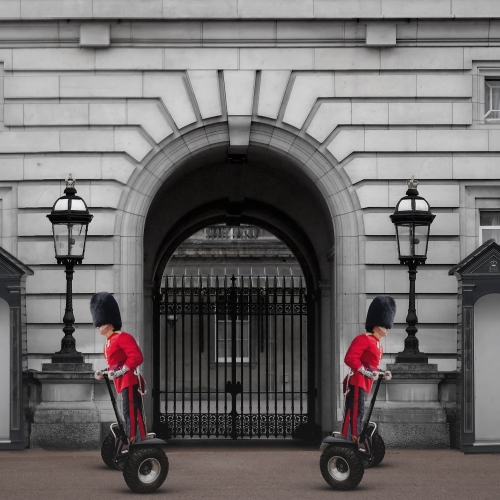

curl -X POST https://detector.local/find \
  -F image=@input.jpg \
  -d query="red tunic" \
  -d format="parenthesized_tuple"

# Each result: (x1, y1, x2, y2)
(104, 331, 143, 393)
(343, 333, 383, 393)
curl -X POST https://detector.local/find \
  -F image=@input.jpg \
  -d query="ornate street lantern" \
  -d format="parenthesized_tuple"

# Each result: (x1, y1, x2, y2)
(390, 177, 435, 363)
(47, 175, 93, 363)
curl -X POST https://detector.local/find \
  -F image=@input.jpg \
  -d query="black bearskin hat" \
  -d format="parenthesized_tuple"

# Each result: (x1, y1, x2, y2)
(365, 295, 396, 333)
(90, 292, 122, 330)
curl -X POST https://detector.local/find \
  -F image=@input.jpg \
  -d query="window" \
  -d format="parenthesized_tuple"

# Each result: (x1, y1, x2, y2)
(485, 80, 500, 119)
(479, 211, 500, 244)
(216, 295, 249, 362)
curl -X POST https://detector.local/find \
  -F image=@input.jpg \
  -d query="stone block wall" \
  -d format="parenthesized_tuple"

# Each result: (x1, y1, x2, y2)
(3, 1, 499, 440)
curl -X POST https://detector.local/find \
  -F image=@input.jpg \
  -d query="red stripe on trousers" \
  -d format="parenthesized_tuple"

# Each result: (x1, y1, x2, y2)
(352, 386, 359, 438)
(137, 411, 146, 439)
(341, 409, 351, 438)
(128, 388, 136, 439)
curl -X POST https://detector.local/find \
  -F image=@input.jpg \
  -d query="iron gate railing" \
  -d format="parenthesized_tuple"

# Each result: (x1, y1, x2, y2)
(152, 275, 314, 439)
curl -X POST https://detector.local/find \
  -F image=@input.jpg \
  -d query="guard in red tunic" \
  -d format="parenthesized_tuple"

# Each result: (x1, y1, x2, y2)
(341, 295, 396, 442)
(91, 292, 147, 443)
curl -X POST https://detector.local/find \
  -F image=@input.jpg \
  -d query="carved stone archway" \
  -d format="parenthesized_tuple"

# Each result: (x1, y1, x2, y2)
(118, 122, 361, 432)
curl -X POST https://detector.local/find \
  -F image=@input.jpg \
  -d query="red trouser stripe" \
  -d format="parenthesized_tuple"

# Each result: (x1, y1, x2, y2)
(137, 410, 146, 439)
(128, 388, 136, 439)
(352, 385, 359, 438)
(341, 409, 351, 438)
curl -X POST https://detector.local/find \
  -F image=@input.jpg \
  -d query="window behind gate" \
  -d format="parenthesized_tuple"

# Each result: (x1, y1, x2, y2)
(217, 294, 249, 362)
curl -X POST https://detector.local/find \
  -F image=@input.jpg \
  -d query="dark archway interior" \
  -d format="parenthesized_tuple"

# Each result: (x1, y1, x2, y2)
(144, 144, 334, 292)
(144, 141, 335, 438)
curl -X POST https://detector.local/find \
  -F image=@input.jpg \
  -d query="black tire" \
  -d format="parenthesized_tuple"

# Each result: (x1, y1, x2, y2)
(370, 432, 386, 467)
(122, 447, 169, 494)
(319, 445, 364, 490)
(101, 432, 120, 470)
(360, 432, 386, 469)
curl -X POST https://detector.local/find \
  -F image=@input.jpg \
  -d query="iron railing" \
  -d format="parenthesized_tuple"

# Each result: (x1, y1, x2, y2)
(152, 275, 312, 439)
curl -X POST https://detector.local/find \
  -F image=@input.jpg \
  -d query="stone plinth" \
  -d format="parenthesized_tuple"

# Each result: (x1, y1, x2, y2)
(369, 363, 453, 449)
(30, 363, 108, 449)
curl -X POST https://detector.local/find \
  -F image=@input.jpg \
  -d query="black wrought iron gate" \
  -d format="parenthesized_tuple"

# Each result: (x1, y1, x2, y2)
(152, 275, 315, 439)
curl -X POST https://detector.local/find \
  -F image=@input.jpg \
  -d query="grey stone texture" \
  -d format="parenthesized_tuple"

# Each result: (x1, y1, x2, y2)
(377, 423, 450, 449)
(30, 423, 101, 450)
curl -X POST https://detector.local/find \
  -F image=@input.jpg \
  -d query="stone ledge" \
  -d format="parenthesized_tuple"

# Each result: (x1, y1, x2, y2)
(32, 371, 95, 382)
(42, 362, 93, 372)
(388, 374, 445, 381)
(387, 363, 439, 372)
(386, 363, 447, 379)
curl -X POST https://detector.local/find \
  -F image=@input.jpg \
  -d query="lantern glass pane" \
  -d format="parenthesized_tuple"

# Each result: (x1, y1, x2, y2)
(398, 199, 412, 211)
(53, 224, 69, 257)
(54, 199, 69, 211)
(69, 223, 86, 257)
(397, 223, 411, 257)
(413, 224, 429, 257)
(414, 199, 429, 211)
(70, 199, 86, 211)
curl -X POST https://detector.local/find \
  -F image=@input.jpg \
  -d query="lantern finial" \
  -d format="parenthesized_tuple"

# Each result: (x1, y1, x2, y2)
(66, 174, 75, 189)
(407, 176, 419, 190)
(406, 176, 419, 196)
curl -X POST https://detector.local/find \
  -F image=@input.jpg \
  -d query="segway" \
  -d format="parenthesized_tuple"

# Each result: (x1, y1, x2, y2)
(319, 373, 386, 490)
(100, 371, 169, 493)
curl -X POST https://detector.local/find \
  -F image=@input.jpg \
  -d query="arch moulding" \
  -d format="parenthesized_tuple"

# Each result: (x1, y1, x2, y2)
(118, 121, 362, 431)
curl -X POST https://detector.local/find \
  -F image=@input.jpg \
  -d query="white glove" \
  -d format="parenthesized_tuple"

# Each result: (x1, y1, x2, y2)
(108, 365, 129, 380)
(357, 366, 378, 380)
(94, 370, 104, 381)
(383, 370, 392, 381)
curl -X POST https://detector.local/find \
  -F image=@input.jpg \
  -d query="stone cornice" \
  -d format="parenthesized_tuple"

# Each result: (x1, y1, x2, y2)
(2, 19, 500, 48)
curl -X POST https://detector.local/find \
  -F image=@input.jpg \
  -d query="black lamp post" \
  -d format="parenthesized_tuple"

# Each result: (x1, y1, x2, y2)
(390, 177, 435, 363)
(47, 175, 93, 363)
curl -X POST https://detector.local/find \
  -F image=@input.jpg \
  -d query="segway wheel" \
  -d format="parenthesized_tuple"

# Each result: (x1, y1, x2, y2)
(101, 432, 120, 471)
(319, 445, 364, 490)
(122, 447, 169, 494)
(360, 432, 386, 469)
(369, 432, 386, 467)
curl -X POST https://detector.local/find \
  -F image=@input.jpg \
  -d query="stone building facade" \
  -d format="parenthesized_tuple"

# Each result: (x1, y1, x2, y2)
(1, 0, 500, 449)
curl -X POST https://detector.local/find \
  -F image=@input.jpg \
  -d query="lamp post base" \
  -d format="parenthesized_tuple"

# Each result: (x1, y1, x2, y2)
(395, 352, 428, 364)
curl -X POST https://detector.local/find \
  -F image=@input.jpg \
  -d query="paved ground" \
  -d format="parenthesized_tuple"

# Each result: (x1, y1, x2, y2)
(1, 441, 499, 500)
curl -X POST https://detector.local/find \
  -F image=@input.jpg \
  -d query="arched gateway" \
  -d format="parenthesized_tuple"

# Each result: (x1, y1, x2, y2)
(118, 122, 360, 438)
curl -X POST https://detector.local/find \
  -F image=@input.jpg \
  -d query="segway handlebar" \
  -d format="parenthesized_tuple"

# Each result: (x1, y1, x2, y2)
(358, 372, 384, 442)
